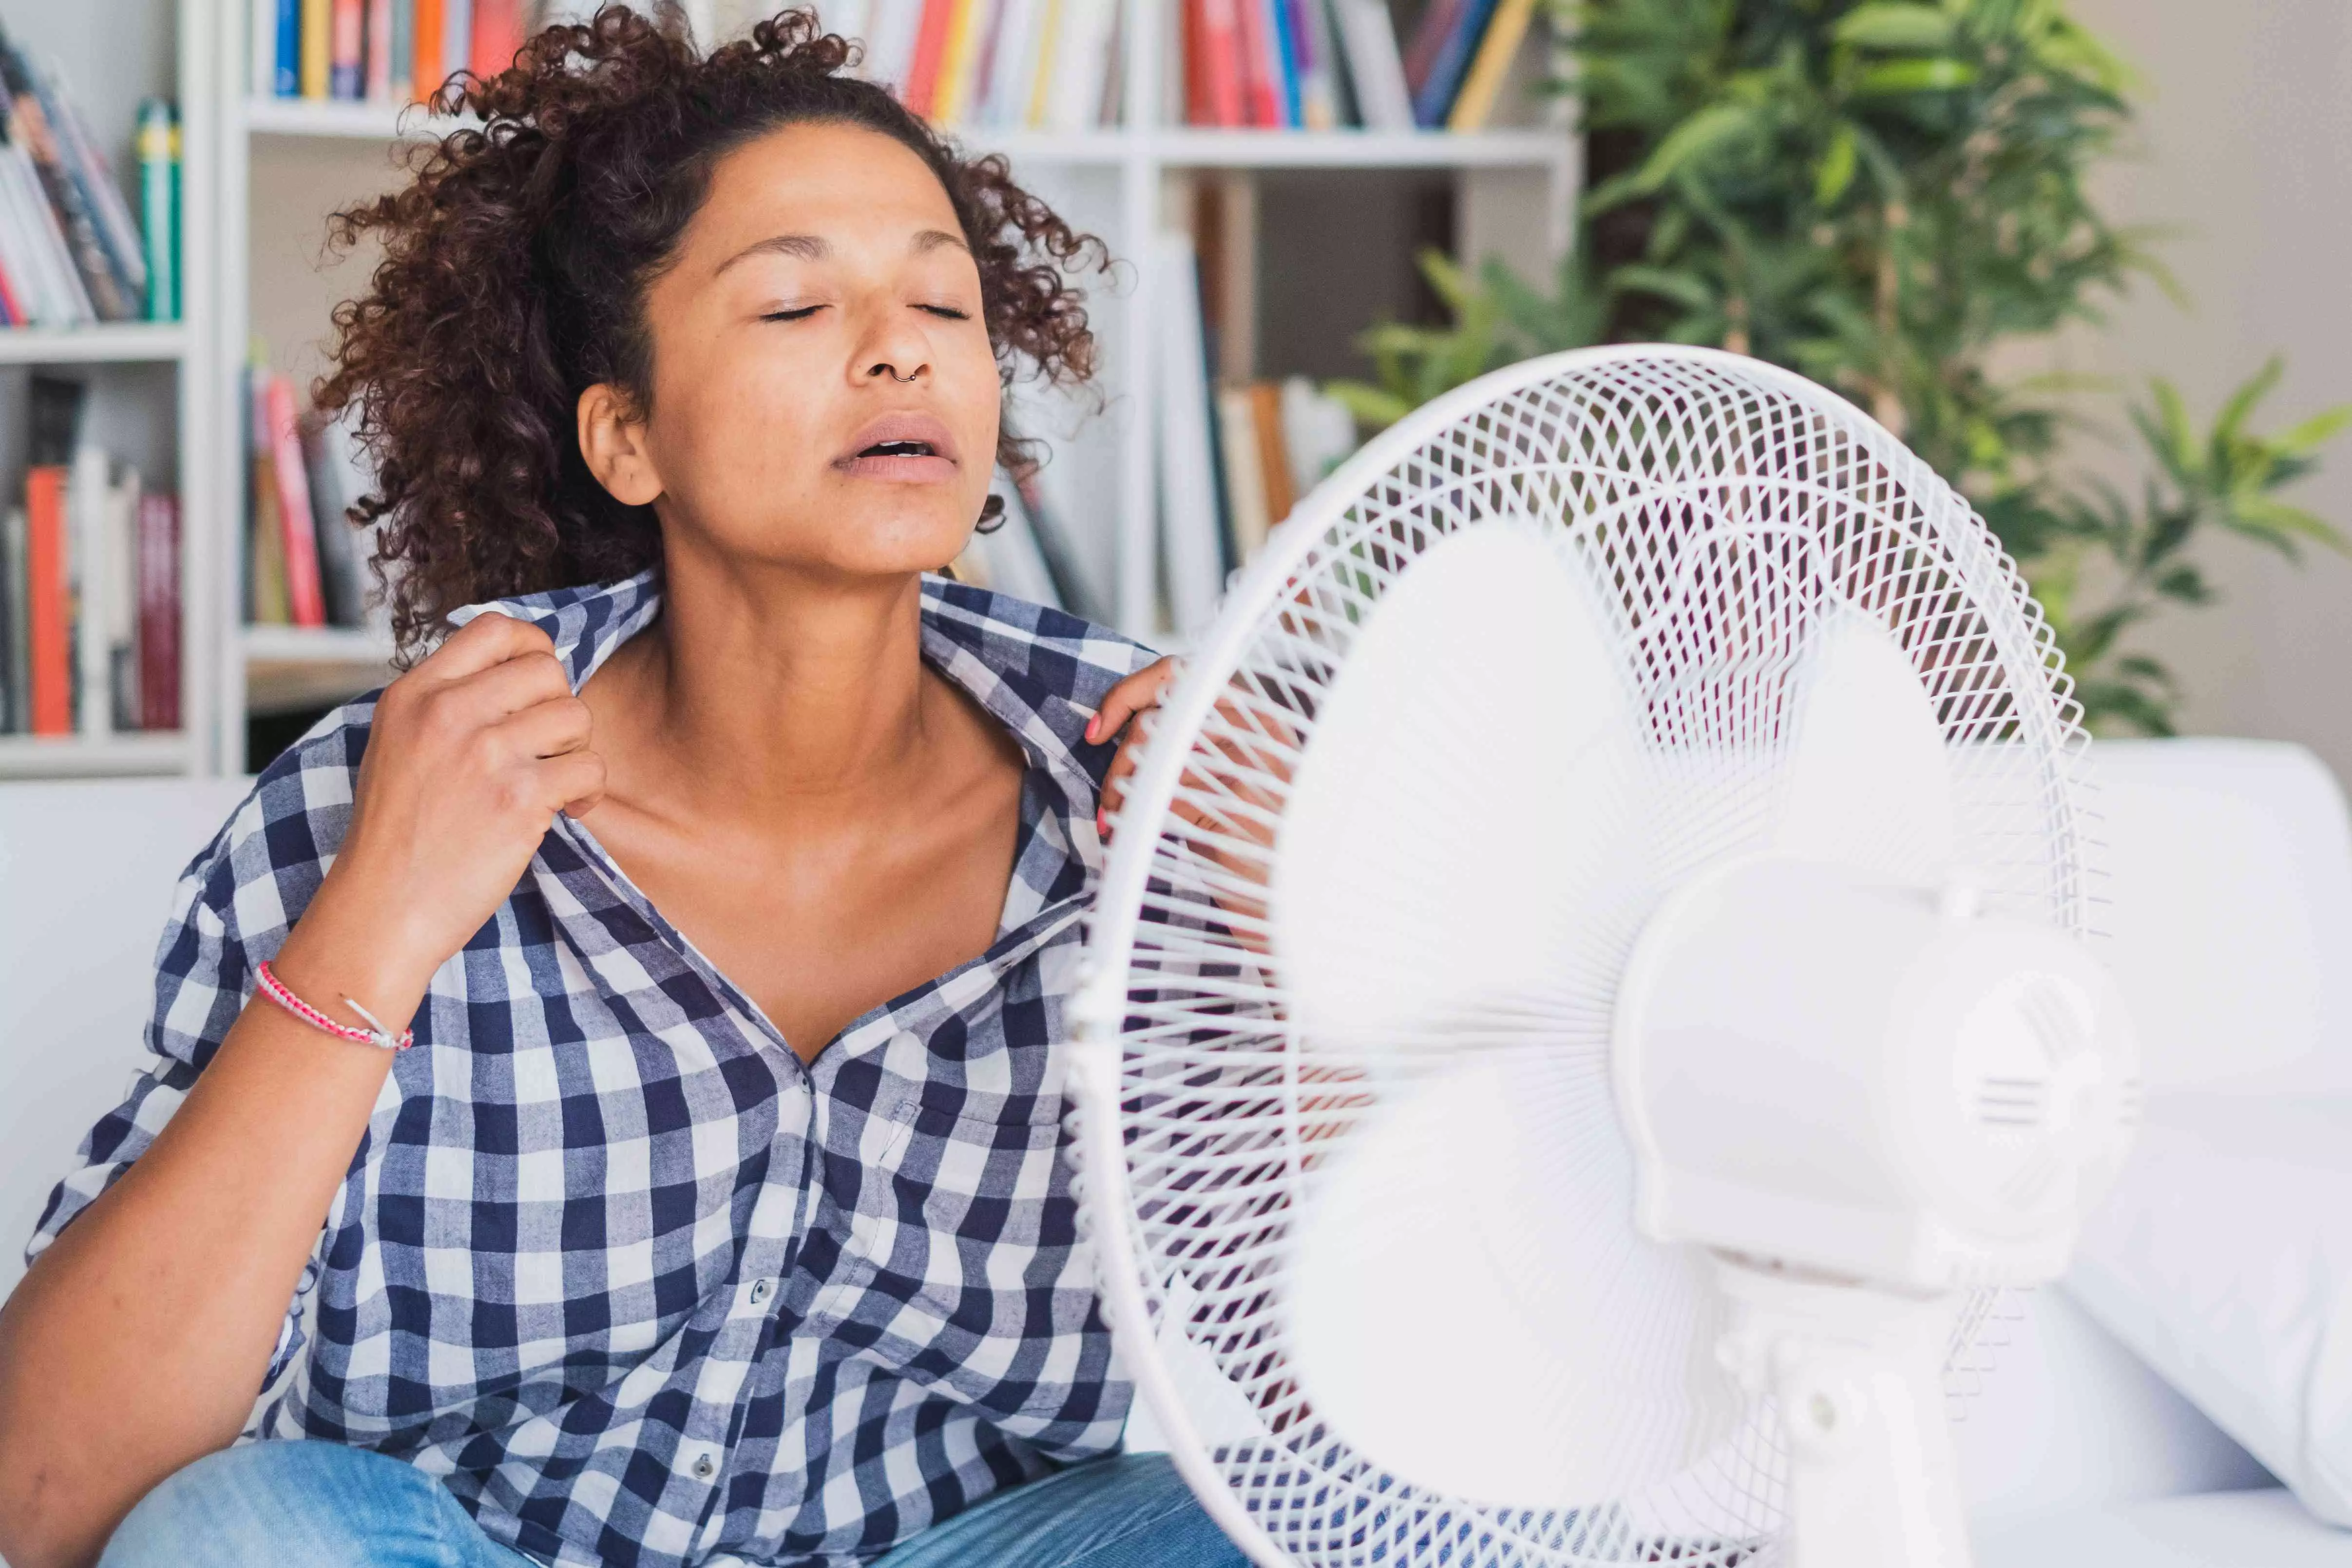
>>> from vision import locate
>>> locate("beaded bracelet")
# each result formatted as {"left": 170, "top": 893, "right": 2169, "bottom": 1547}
{"left": 253, "top": 957, "right": 414, "bottom": 1051}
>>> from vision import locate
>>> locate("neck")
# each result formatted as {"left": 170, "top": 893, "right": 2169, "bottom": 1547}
{"left": 613, "top": 543, "right": 941, "bottom": 814}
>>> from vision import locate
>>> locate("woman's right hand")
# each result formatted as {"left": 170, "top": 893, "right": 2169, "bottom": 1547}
{"left": 282, "top": 612, "right": 606, "bottom": 1025}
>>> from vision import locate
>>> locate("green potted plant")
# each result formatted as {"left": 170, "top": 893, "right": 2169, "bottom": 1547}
{"left": 1325, "top": 0, "right": 2349, "bottom": 734}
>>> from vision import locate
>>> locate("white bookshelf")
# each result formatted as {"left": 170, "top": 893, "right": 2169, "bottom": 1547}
{"left": 204, "top": 0, "right": 1576, "bottom": 774}
{"left": 0, "top": 0, "right": 221, "bottom": 782}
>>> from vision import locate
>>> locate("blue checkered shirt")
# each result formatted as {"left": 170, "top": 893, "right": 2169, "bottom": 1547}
{"left": 27, "top": 569, "right": 1155, "bottom": 1568}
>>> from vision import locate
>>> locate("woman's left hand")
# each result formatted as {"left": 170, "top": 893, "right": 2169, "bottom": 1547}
{"left": 1087, "top": 657, "right": 1180, "bottom": 838}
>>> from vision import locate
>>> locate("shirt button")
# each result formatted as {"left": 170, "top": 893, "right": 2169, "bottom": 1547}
{"left": 691, "top": 1452, "right": 717, "bottom": 1481}
{"left": 748, "top": 1277, "right": 773, "bottom": 1306}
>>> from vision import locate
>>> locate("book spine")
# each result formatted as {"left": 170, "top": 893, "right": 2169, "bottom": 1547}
{"left": 302, "top": 0, "right": 333, "bottom": 99}
{"left": 70, "top": 443, "right": 109, "bottom": 735}
{"left": 136, "top": 100, "right": 179, "bottom": 322}
{"left": 1400, "top": 0, "right": 1465, "bottom": 96}
{"left": 1246, "top": 378, "right": 1294, "bottom": 526}
{"left": 330, "top": 0, "right": 366, "bottom": 97}
{"left": 1234, "top": 0, "right": 1280, "bottom": 127}
{"left": 412, "top": 0, "right": 444, "bottom": 102}
{"left": 445, "top": 0, "right": 476, "bottom": 81}
{"left": 1264, "top": 0, "right": 1300, "bottom": 127}
{"left": 265, "top": 375, "right": 328, "bottom": 628}
{"left": 1444, "top": 0, "right": 1531, "bottom": 131}
{"left": 137, "top": 492, "right": 181, "bottom": 731}
{"left": 1198, "top": 0, "right": 1246, "bottom": 126}
{"left": 105, "top": 465, "right": 140, "bottom": 732}
{"left": 0, "top": 60, "right": 134, "bottom": 321}
{"left": 969, "top": 0, "right": 1017, "bottom": 126}
{"left": 25, "top": 467, "right": 69, "bottom": 734}
{"left": 2, "top": 141, "right": 92, "bottom": 323}
{"left": 1212, "top": 385, "right": 1271, "bottom": 563}
{"left": 0, "top": 227, "right": 23, "bottom": 325}
{"left": 388, "top": 0, "right": 414, "bottom": 100}
{"left": 366, "top": 0, "right": 394, "bottom": 100}
{"left": 903, "top": 0, "right": 956, "bottom": 118}
{"left": 1412, "top": 0, "right": 1499, "bottom": 127}
{"left": 0, "top": 506, "right": 17, "bottom": 731}
{"left": 933, "top": 0, "right": 986, "bottom": 126}
{"left": 274, "top": 0, "right": 302, "bottom": 95}
{"left": 39, "top": 67, "right": 150, "bottom": 309}
{"left": 470, "top": 0, "right": 522, "bottom": 79}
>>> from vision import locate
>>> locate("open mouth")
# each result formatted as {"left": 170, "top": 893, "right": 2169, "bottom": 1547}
{"left": 859, "top": 440, "right": 938, "bottom": 458}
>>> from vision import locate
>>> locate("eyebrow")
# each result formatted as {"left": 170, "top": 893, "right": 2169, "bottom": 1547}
{"left": 714, "top": 228, "right": 971, "bottom": 276}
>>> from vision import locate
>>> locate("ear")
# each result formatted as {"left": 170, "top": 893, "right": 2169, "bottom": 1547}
{"left": 577, "top": 382, "right": 664, "bottom": 507}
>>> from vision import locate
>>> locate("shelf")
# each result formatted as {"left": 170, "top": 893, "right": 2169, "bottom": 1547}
{"left": 236, "top": 98, "right": 1568, "bottom": 171}
{"left": 1144, "top": 127, "right": 1572, "bottom": 169}
{"left": 0, "top": 732, "right": 190, "bottom": 779}
{"left": 242, "top": 624, "right": 397, "bottom": 663}
{"left": 0, "top": 323, "right": 190, "bottom": 364}
{"left": 241, "top": 96, "right": 477, "bottom": 139}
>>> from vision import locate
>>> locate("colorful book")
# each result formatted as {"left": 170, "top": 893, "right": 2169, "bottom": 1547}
{"left": 388, "top": 0, "right": 415, "bottom": 100}
{"left": 412, "top": 0, "right": 445, "bottom": 101}
{"left": 1444, "top": 0, "right": 1532, "bottom": 129}
{"left": 33, "top": 55, "right": 151, "bottom": 312}
{"left": 445, "top": 0, "right": 475, "bottom": 82}
{"left": 1263, "top": 0, "right": 1300, "bottom": 126}
{"left": 1213, "top": 383, "right": 1271, "bottom": 565}
{"left": 263, "top": 374, "right": 328, "bottom": 628}
{"left": 0, "top": 42, "right": 135, "bottom": 320}
{"left": 470, "top": 0, "right": 524, "bottom": 78}
{"left": 302, "top": 409, "right": 376, "bottom": 628}
{"left": 1194, "top": 0, "right": 1246, "bottom": 126}
{"left": 69, "top": 442, "right": 110, "bottom": 734}
{"left": 273, "top": 0, "right": 302, "bottom": 95}
{"left": 1233, "top": 0, "right": 1281, "bottom": 126}
{"left": 24, "top": 467, "right": 67, "bottom": 734}
{"left": 1400, "top": 0, "right": 1466, "bottom": 97}
{"left": 932, "top": 0, "right": 989, "bottom": 125}
{"left": 1412, "top": 0, "right": 1499, "bottom": 127}
{"left": 302, "top": 0, "right": 333, "bottom": 98}
{"left": 136, "top": 100, "right": 179, "bottom": 322}
{"left": 330, "top": 0, "right": 367, "bottom": 97}
{"left": 1330, "top": 0, "right": 1411, "bottom": 131}
{"left": 0, "top": 506, "right": 24, "bottom": 731}
{"left": 902, "top": 0, "right": 956, "bottom": 117}
{"left": 367, "top": 0, "right": 396, "bottom": 100}
{"left": 137, "top": 492, "right": 180, "bottom": 731}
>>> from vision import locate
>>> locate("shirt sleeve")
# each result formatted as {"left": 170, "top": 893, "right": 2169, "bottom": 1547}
{"left": 22, "top": 713, "right": 366, "bottom": 1390}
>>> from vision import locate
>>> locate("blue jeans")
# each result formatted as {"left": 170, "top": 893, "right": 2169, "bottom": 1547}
{"left": 99, "top": 1439, "right": 1248, "bottom": 1568}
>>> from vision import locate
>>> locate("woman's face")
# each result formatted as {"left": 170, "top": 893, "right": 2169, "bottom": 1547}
{"left": 594, "top": 121, "right": 1000, "bottom": 582}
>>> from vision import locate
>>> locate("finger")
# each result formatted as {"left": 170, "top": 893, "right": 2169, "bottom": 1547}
{"left": 534, "top": 749, "right": 608, "bottom": 816}
{"left": 418, "top": 610, "right": 560, "bottom": 685}
{"left": 1085, "top": 658, "right": 1178, "bottom": 745}
{"left": 492, "top": 694, "right": 594, "bottom": 760}
{"left": 444, "top": 649, "right": 575, "bottom": 724}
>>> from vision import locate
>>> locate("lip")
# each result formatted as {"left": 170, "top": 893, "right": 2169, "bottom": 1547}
{"left": 836, "top": 410, "right": 960, "bottom": 483}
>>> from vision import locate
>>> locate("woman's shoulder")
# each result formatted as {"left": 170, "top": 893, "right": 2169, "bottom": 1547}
{"left": 918, "top": 575, "right": 1159, "bottom": 704}
{"left": 180, "top": 690, "right": 384, "bottom": 933}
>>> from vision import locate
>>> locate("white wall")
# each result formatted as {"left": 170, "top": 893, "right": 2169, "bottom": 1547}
{"left": 2060, "top": 0, "right": 2352, "bottom": 780}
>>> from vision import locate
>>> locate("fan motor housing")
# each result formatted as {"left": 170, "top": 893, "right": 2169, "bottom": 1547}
{"left": 1611, "top": 856, "right": 2142, "bottom": 1293}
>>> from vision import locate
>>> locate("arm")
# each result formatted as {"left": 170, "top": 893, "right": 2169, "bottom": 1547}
{"left": 0, "top": 613, "right": 603, "bottom": 1568}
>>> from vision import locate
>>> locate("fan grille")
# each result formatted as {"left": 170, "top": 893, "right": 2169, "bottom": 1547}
{"left": 1079, "top": 349, "right": 2093, "bottom": 1567}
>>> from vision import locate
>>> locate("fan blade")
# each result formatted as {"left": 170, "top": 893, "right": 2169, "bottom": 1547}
{"left": 1271, "top": 521, "right": 1645, "bottom": 1052}
{"left": 1774, "top": 606, "right": 1958, "bottom": 883}
{"left": 1286, "top": 1054, "right": 1747, "bottom": 1507}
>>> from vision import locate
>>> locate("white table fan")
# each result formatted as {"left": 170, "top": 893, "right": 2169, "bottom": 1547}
{"left": 1070, "top": 346, "right": 2142, "bottom": 1568}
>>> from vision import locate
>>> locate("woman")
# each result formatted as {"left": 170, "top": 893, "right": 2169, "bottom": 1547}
{"left": 0, "top": 10, "right": 1210, "bottom": 1568}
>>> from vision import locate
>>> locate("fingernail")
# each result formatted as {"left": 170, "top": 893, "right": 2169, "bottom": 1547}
{"left": 1096, "top": 808, "right": 1109, "bottom": 836}
{"left": 1085, "top": 715, "right": 1100, "bottom": 743}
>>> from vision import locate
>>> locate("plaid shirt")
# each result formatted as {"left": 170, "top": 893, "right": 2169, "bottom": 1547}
{"left": 27, "top": 569, "right": 1155, "bottom": 1568}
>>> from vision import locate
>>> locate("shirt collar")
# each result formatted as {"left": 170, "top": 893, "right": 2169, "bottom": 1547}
{"left": 443, "top": 566, "right": 1117, "bottom": 847}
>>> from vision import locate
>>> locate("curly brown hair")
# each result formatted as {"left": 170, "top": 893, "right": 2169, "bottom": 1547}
{"left": 314, "top": 3, "right": 1115, "bottom": 665}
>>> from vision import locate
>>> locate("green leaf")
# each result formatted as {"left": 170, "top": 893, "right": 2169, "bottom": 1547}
{"left": 2210, "top": 356, "right": 2283, "bottom": 448}
{"left": 1832, "top": 4, "right": 1958, "bottom": 52}
{"left": 2226, "top": 496, "right": 2350, "bottom": 555}
{"left": 1854, "top": 57, "right": 1979, "bottom": 93}
{"left": 1815, "top": 124, "right": 1859, "bottom": 206}
{"left": 1627, "top": 103, "right": 1759, "bottom": 195}
{"left": 1320, "top": 380, "right": 1415, "bottom": 433}
{"left": 1609, "top": 264, "right": 1717, "bottom": 311}
{"left": 2276, "top": 404, "right": 2352, "bottom": 456}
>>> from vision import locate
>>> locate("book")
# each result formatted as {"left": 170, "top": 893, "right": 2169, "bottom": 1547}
{"left": 273, "top": 0, "right": 302, "bottom": 95}
{"left": 471, "top": 0, "right": 525, "bottom": 77}
{"left": 1315, "top": 0, "right": 1361, "bottom": 127}
{"left": 32, "top": 54, "right": 150, "bottom": 313}
{"left": 1444, "top": 0, "right": 1531, "bottom": 129}
{"left": 1278, "top": 373, "right": 1356, "bottom": 495}
{"left": 933, "top": 0, "right": 989, "bottom": 125}
{"left": 1021, "top": 0, "right": 1062, "bottom": 125}
{"left": 861, "top": 0, "right": 927, "bottom": 95}
{"left": 0, "top": 507, "right": 23, "bottom": 732}
{"left": 1329, "top": 0, "right": 1412, "bottom": 131}
{"left": 261, "top": 373, "right": 328, "bottom": 628}
{"left": 331, "top": 0, "right": 367, "bottom": 97}
{"left": 1288, "top": 0, "right": 1340, "bottom": 130}
{"left": 1233, "top": 0, "right": 1281, "bottom": 126}
{"left": 302, "top": 407, "right": 378, "bottom": 628}
{"left": 1154, "top": 230, "right": 1226, "bottom": 638}
{"left": 89, "top": 452, "right": 141, "bottom": 734}
{"left": 1010, "top": 468, "right": 1095, "bottom": 621}
{"left": 25, "top": 376, "right": 84, "bottom": 736}
{"left": 1246, "top": 379, "right": 1295, "bottom": 528}
{"left": 68, "top": 441, "right": 109, "bottom": 734}
{"left": 447, "top": 0, "right": 478, "bottom": 81}
{"left": 302, "top": 0, "right": 334, "bottom": 98}
{"left": 1264, "top": 0, "right": 1301, "bottom": 127}
{"left": 137, "top": 492, "right": 180, "bottom": 731}
{"left": 902, "top": 0, "right": 956, "bottom": 116}
{"left": 1412, "top": 0, "right": 1500, "bottom": 127}
{"left": 1193, "top": 0, "right": 1246, "bottom": 125}
{"left": 1213, "top": 383, "right": 1272, "bottom": 566}
{"left": 0, "top": 39, "right": 135, "bottom": 320}
{"left": 388, "top": 0, "right": 416, "bottom": 101}
{"left": 368, "top": 0, "right": 396, "bottom": 100}
{"left": 1400, "top": 0, "right": 1466, "bottom": 97}
{"left": 136, "top": 100, "right": 178, "bottom": 323}
{"left": 967, "top": 0, "right": 1018, "bottom": 125}
{"left": 0, "top": 133, "right": 94, "bottom": 324}
{"left": 413, "top": 0, "right": 445, "bottom": 101}
{"left": 1047, "top": 0, "right": 1119, "bottom": 131}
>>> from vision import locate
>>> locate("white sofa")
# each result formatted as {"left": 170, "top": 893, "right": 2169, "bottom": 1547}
{"left": 2, "top": 741, "right": 2348, "bottom": 1564}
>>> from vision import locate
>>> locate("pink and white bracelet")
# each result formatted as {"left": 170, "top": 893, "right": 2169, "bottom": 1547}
{"left": 253, "top": 957, "right": 414, "bottom": 1051}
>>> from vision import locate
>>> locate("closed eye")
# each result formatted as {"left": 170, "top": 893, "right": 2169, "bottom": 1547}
{"left": 759, "top": 304, "right": 973, "bottom": 322}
